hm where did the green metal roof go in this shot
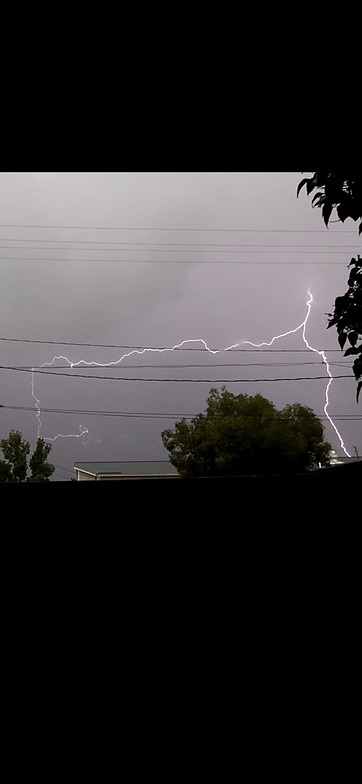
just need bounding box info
[74,461,178,476]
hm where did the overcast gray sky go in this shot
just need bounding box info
[1,172,361,478]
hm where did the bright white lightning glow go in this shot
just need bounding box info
[31,290,350,456]
[302,292,350,457]
[31,369,89,442]
[241,290,350,457]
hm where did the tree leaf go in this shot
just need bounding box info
[353,356,362,377]
[322,202,333,227]
[312,197,325,209]
[311,191,324,206]
[348,268,357,286]
[334,302,344,318]
[357,381,362,403]
[338,332,347,350]
[348,330,358,347]
[314,172,327,188]
[334,295,348,313]
[337,202,350,222]
[327,317,338,329]
[344,345,361,357]
[297,178,309,198]
[306,178,316,196]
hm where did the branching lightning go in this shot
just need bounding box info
[31,290,351,456]
[302,292,350,457]
[31,370,90,443]
[242,290,350,457]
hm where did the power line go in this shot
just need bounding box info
[53,463,75,474]
[0,336,346,352]
[1,403,361,422]
[9,361,354,370]
[333,362,357,368]
[0,224,357,233]
[0,365,354,382]
[0,255,353,264]
[0,244,360,254]
[0,237,359,248]
[2,404,188,419]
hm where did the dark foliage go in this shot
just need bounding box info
[326,255,362,401]
[297,172,362,234]
[298,172,362,400]
[0,430,55,482]
[162,388,331,477]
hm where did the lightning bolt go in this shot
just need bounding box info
[31,370,91,443]
[242,290,350,457]
[302,292,350,457]
[31,290,350,456]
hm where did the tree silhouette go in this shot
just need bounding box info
[162,388,331,477]
[0,431,55,482]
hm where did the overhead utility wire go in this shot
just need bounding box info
[0,366,354,382]
[0,243,360,252]
[0,256,352,265]
[9,361,353,370]
[1,403,361,421]
[0,336,346,352]
[0,223,357,233]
